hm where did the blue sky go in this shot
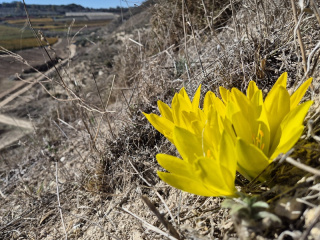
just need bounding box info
[0,0,144,8]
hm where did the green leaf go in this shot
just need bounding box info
[255,211,282,223]
[252,201,269,209]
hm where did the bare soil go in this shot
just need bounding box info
[0,38,69,94]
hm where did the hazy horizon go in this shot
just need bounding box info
[0,0,143,9]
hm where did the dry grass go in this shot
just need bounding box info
[1,0,320,239]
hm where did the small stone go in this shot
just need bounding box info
[274,197,303,220]
[310,223,320,239]
[304,206,320,227]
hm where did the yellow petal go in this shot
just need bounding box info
[270,127,304,160]
[143,112,174,142]
[204,91,226,117]
[157,100,173,122]
[190,120,205,136]
[222,117,237,145]
[232,111,253,143]
[270,100,313,158]
[264,86,290,141]
[219,86,230,104]
[203,91,215,115]
[192,85,201,111]
[172,94,192,127]
[156,154,193,177]
[157,171,218,196]
[181,111,198,132]
[230,88,252,117]
[195,157,236,197]
[236,138,270,180]
[179,87,192,105]
[273,72,287,89]
[225,101,240,122]
[247,81,260,100]
[282,100,313,134]
[219,131,237,189]
[173,127,204,163]
[290,77,312,109]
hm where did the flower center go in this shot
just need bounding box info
[253,125,265,151]
[207,149,211,157]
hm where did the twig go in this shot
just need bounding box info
[127,159,175,224]
[306,40,320,76]
[183,0,208,80]
[295,38,320,90]
[310,0,320,25]
[22,0,70,93]
[91,72,114,141]
[200,0,212,32]
[285,157,320,176]
[230,0,246,85]
[105,75,116,138]
[181,0,191,83]
[118,207,179,240]
[58,118,77,131]
[128,37,144,47]
[291,0,307,74]
[141,195,181,239]
[52,120,68,139]
[55,162,68,240]
[0,188,6,199]
[105,184,136,216]
[121,89,133,116]
[67,211,121,240]
[307,120,320,142]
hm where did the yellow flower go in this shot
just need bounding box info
[143,85,226,143]
[145,72,313,194]
[221,73,313,179]
[157,125,237,197]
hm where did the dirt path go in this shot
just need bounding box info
[0,129,32,150]
[0,113,33,149]
[0,56,71,150]
[0,38,70,94]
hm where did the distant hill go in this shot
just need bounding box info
[0,1,128,18]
